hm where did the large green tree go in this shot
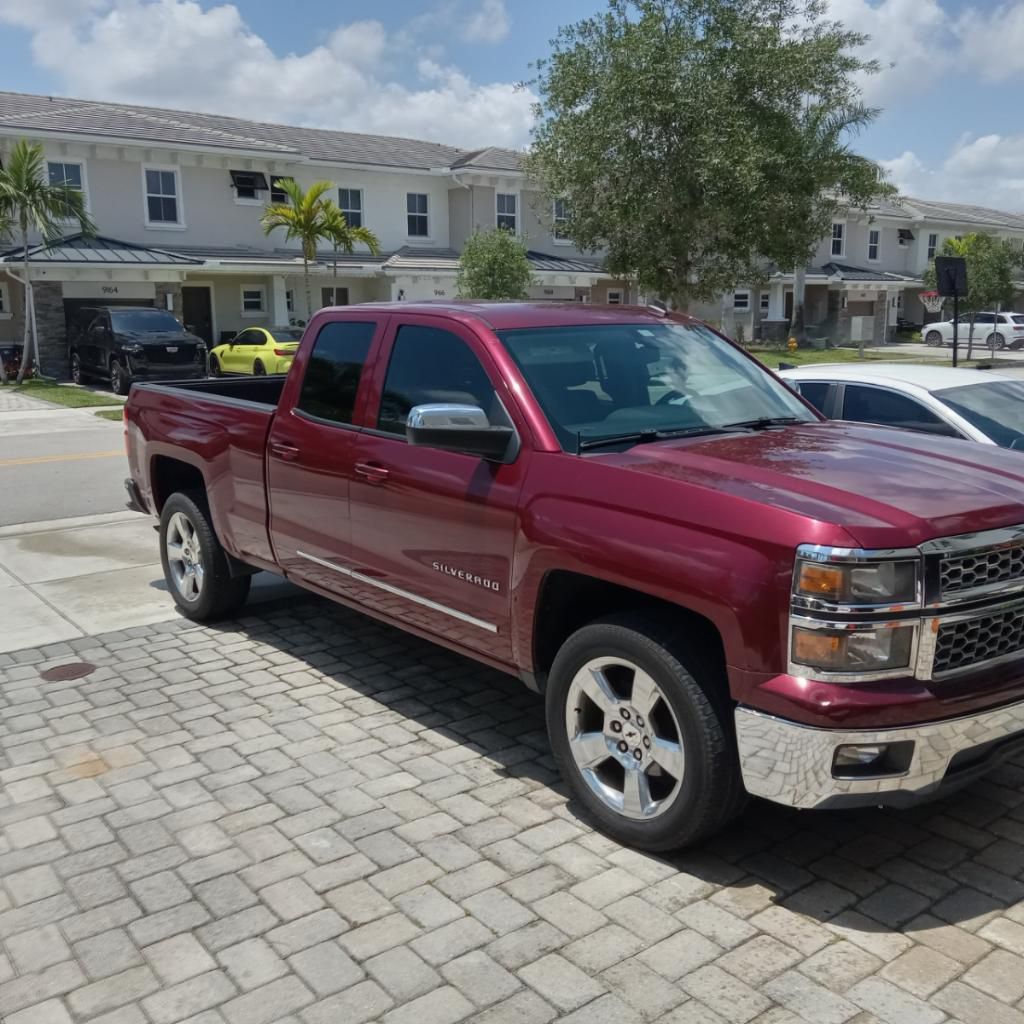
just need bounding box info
[526,0,893,308]
[0,140,95,383]
[923,234,1023,358]
[457,229,534,300]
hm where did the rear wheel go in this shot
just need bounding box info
[988,332,1006,351]
[253,360,266,376]
[925,330,944,347]
[546,613,745,850]
[209,354,222,377]
[110,358,131,396]
[159,491,251,621]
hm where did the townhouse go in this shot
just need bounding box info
[693,197,1024,346]
[0,91,628,376]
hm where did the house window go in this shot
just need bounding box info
[868,229,880,262]
[406,193,429,237]
[496,193,517,231]
[270,177,289,204]
[927,233,938,259]
[898,229,914,246]
[606,288,624,305]
[229,170,268,201]
[338,189,363,228]
[48,161,84,196]
[553,198,570,241]
[240,285,267,316]
[760,291,770,313]
[321,287,350,307]
[831,222,845,257]
[144,167,181,225]
[733,290,751,311]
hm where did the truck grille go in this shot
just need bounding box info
[940,543,1024,596]
[144,345,198,365]
[934,606,1024,674]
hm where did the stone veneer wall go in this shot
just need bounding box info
[32,281,66,378]
[155,283,182,319]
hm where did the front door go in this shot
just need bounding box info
[344,316,526,664]
[182,287,213,343]
[266,316,384,582]
[223,329,258,374]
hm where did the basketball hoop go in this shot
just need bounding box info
[919,291,945,314]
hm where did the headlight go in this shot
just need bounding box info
[794,554,919,608]
[791,623,914,673]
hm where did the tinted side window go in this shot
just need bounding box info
[378,325,498,436]
[843,385,952,433]
[795,381,831,414]
[297,320,376,425]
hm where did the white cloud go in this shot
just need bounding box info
[0,0,534,148]
[825,0,953,106]
[462,0,510,43]
[957,2,1024,81]
[882,136,1024,210]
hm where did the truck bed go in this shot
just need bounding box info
[126,374,286,568]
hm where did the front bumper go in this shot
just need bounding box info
[735,699,1024,809]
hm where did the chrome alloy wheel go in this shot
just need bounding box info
[165,512,204,602]
[566,657,685,819]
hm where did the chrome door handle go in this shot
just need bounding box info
[354,461,389,484]
[270,442,300,461]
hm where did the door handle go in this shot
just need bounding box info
[354,461,389,484]
[270,442,300,461]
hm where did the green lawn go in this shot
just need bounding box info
[2,379,123,408]
[752,347,944,369]
[94,408,125,421]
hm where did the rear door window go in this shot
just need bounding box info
[793,381,832,415]
[842,385,960,436]
[297,320,376,426]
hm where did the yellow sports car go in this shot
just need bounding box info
[209,326,304,376]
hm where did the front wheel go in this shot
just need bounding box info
[988,332,1006,351]
[110,358,131,396]
[925,330,944,347]
[70,352,83,385]
[546,614,745,850]
[159,491,251,621]
[209,354,222,377]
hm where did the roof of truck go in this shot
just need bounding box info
[350,301,679,330]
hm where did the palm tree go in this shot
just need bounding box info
[0,140,95,383]
[260,179,334,318]
[321,203,381,300]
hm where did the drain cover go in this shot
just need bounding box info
[40,662,96,682]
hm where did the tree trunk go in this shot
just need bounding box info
[16,230,30,385]
[967,313,976,360]
[333,245,338,300]
[303,256,312,320]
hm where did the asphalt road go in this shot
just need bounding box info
[0,400,128,526]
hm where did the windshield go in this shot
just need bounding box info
[111,310,184,334]
[933,380,1024,448]
[271,329,304,343]
[497,322,814,450]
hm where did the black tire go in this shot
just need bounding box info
[70,352,83,385]
[925,330,944,347]
[253,360,266,376]
[546,613,745,850]
[209,354,222,378]
[110,358,131,396]
[989,332,1006,351]
[159,490,251,622]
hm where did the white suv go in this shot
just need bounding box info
[923,311,1024,350]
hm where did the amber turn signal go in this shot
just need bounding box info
[797,563,845,600]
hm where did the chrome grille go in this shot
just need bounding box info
[934,607,1024,674]
[940,543,1024,596]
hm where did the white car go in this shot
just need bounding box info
[922,311,1024,350]
[778,363,1024,449]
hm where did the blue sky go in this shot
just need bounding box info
[0,0,1021,208]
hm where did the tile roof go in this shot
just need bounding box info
[0,233,202,265]
[796,262,917,283]
[0,91,515,171]
[901,197,1024,231]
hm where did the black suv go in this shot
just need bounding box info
[70,306,207,394]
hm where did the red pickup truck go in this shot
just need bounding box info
[125,301,1024,850]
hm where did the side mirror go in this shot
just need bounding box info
[406,404,515,462]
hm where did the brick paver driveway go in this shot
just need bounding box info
[2,597,1024,1024]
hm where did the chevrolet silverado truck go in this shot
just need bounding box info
[125,302,1024,850]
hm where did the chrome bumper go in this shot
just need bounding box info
[735,700,1024,809]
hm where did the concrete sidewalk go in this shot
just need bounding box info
[0,510,297,652]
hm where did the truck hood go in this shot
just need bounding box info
[608,421,1024,547]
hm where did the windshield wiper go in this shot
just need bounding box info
[578,425,740,452]
[720,416,807,431]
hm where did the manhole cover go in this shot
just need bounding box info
[40,662,96,682]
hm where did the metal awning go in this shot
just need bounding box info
[0,233,202,266]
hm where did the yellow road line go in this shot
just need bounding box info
[0,450,123,468]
